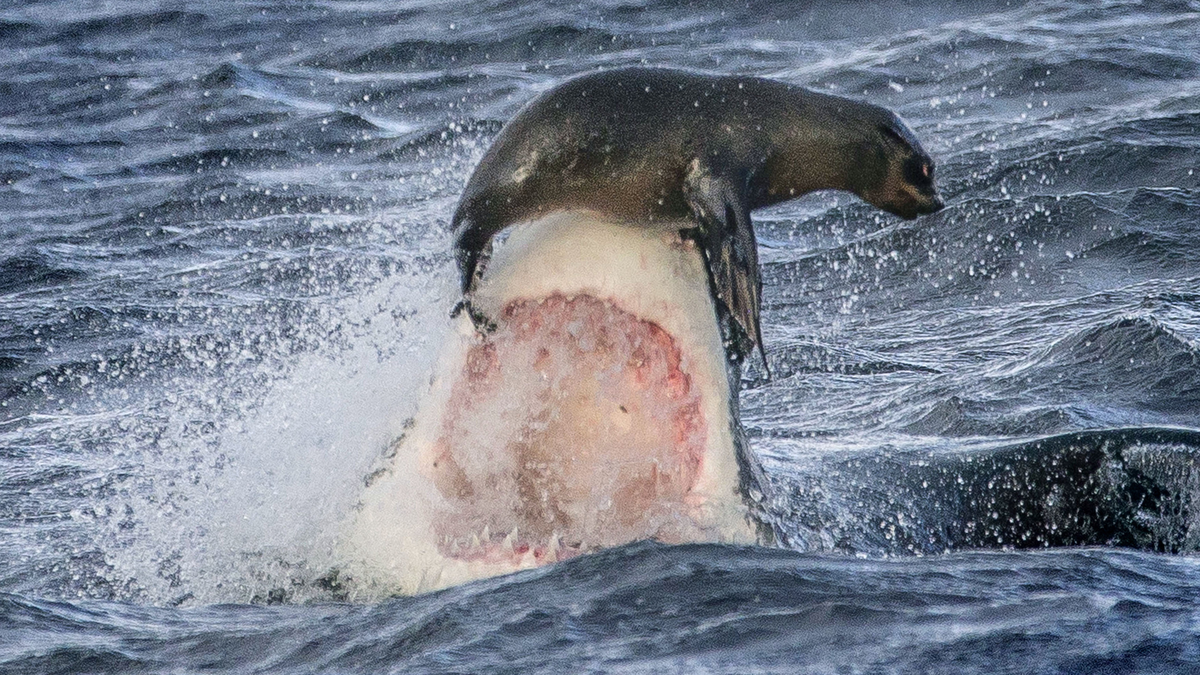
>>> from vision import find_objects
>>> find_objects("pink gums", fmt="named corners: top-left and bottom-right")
top-left (426, 294), bottom-right (706, 564)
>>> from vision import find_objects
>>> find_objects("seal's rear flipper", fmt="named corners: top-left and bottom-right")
top-left (452, 214), bottom-right (496, 296)
top-left (449, 298), bottom-right (497, 334)
top-left (683, 162), bottom-right (770, 378)
top-left (451, 217), bottom-right (496, 333)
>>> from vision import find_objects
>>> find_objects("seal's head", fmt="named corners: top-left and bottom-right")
top-left (858, 114), bottom-right (945, 220)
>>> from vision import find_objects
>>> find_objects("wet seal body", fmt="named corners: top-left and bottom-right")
top-left (344, 68), bottom-right (943, 593)
top-left (454, 67), bottom-right (944, 368)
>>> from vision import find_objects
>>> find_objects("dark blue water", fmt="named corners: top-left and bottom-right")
top-left (3, 0), bottom-right (1200, 672)
top-left (6, 543), bottom-right (1200, 674)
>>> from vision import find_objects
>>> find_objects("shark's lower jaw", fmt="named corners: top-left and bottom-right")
top-left (427, 293), bottom-right (707, 564)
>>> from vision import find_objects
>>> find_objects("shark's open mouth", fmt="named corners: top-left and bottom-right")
top-left (344, 215), bottom-right (756, 592)
top-left (424, 293), bottom-right (707, 564)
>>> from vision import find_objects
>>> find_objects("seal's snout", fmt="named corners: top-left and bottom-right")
top-left (879, 186), bottom-right (945, 220)
top-left (922, 192), bottom-right (945, 214)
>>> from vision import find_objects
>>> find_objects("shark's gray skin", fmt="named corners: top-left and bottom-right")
top-left (452, 67), bottom-right (944, 370)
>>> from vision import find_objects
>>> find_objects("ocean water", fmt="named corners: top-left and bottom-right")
top-left (2, 0), bottom-right (1200, 672)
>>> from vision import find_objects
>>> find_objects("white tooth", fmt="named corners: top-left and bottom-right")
top-left (481, 525), bottom-right (490, 542)
top-left (545, 535), bottom-right (560, 563)
top-left (470, 533), bottom-right (482, 550)
top-left (502, 529), bottom-right (515, 555)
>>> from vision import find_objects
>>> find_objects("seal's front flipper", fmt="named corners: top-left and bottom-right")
top-left (683, 161), bottom-right (770, 377)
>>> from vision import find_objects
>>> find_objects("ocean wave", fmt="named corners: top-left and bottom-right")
top-left (304, 24), bottom-right (627, 74)
top-left (0, 252), bottom-right (84, 295)
top-left (743, 339), bottom-right (939, 388)
top-left (903, 395), bottom-right (1075, 437)
top-left (769, 426), bottom-right (1200, 554)
top-left (55, 10), bottom-right (207, 39)
top-left (3, 543), bottom-right (1199, 672)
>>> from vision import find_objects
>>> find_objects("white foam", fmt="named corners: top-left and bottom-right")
top-left (100, 267), bottom-right (452, 604)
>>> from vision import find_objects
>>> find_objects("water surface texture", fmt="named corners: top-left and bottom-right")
top-left (3, 1), bottom-right (1200, 672)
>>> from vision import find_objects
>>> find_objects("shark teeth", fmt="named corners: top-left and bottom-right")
top-left (543, 534), bottom-right (560, 563)
top-left (439, 524), bottom-right (588, 566)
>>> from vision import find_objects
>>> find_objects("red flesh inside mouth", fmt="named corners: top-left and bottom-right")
top-left (426, 294), bottom-right (706, 564)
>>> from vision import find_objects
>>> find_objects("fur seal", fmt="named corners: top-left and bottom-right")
top-left (453, 66), bottom-right (944, 368)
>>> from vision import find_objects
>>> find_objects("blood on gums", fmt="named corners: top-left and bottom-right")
top-left (431, 294), bottom-right (706, 563)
